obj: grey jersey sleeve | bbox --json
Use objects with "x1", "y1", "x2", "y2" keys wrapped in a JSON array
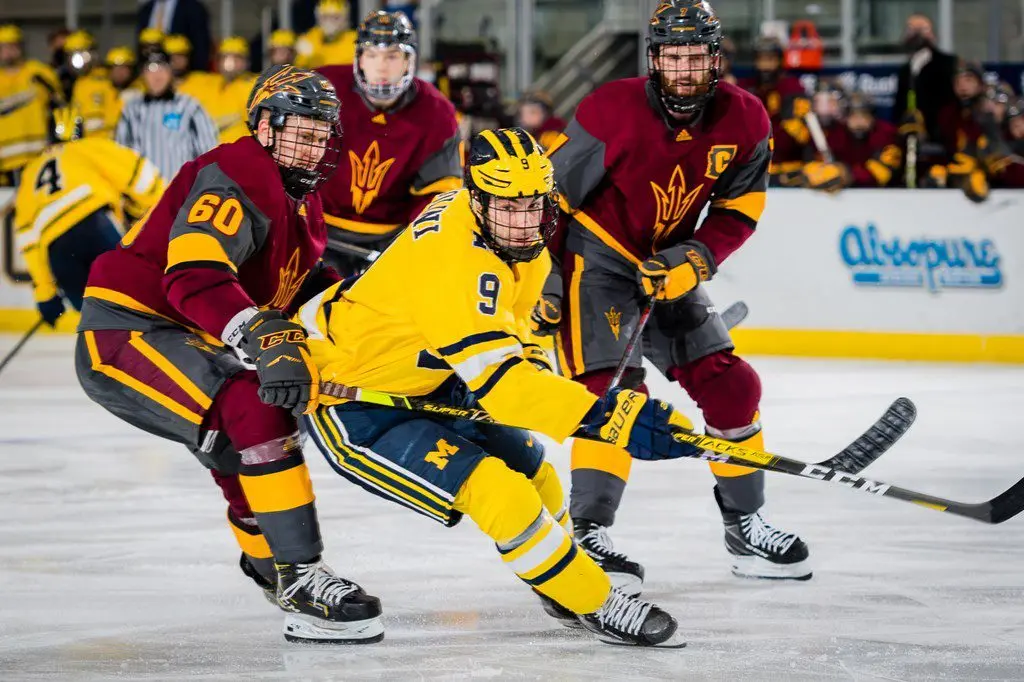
[
  {"x1": 550, "y1": 117, "x2": 609, "y2": 209},
  {"x1": 165, "y1": 163, "x2": 271, "y2": 274},
  {"x1": 411, "y1": 131, "x2": 463, "y2": 194},
  {"x1": 710, "y1": 132, "x2": 771, "y2": 202}
]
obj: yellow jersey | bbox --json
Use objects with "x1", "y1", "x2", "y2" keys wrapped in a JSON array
[
  {"x1": 176, "y1": 70, "x2": 223, "y2": 121},
  {"x1": 70, "y1": 68, "x2": 125, "y2": 138},
  {"x1": 14, "y1": 138, "x2": 164, "y2": 301},
  {"x1": 295, "y1": 27, "x2": 357, "y2": 69},
  {"x1": 297, "y1": 189, "x2": 597, "y2": 443},
  {"x1": 204, "y1": 73, "x2": 257, "y2": 144},
  {"x1": 0, "y1": 59, "x2": 64, "y2": 173}
]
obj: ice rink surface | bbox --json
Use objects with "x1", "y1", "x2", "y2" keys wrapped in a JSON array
[{"x1": 2, "y1": 334, "x2": 1023, "y2": 681}]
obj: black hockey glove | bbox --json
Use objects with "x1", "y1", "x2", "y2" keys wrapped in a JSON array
[
  {"x1": 579, "y1": 388, "x2": 700, "y2": 461},
  {"x1": 530, "y1": 292, "x2": 562, "y2": 336},
  {"x1": 239, "y1": 310, "x2": 320, "y2": 415}
]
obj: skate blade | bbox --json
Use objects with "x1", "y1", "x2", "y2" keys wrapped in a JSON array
[
  {"x1": 283, "y1": 613, "x2": 385, "y2": 645},
  {"x1": 592, "y1": 629, "x2": 687, "y2": 649},
  {"x1": 730, "y1": 555, "x2": 813, "y2": 581},
  {"x1": 607, "y1": 571, "x2": 643, "y2": 596}
]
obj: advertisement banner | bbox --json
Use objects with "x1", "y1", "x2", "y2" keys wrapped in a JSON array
[{"x1": 704, "y1": 189, "x2": 1024, "y2": 338}]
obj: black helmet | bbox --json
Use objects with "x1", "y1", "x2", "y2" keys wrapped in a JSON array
[
  {"x1": 355, "y1": 10, "x2": 417, "y2": 103},
  {"x1": 647, "y1": 1, "x2": 723, "y2": 118},
  {"x1": 246, "y1": 64, "x2": 343, "y2": 199}
]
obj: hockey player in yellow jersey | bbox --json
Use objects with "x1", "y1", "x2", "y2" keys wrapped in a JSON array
[
  {"x1": 102, "y1": 47, "x2": 142, "y2": 128},
  {"x1": 296, "y1": 0, "x2": 358, "y2": 68},
  {"x1": 14, "y1": 106, "x2": 164, "y2": 327},
  {"x1": 66, "y1": 31, "x2": 117, "y2": 138},
  {"x1": 268, "y1": 30, "x2": 298, "y2": 67},
  {"x1": 165, "y1": 34, "x2": 219, "y2": 110},
  {"x1": 297, "y1": 128, "x2": 705, "y2": 647},
  {"x1": 0, "y1": 24, "x2": 64, "y2": 182},
  {"x1": 206, "y1": 37, "x2": 257, "y2": 143}
]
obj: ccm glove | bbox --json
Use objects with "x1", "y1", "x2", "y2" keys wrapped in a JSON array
[
  {"x1": 529, "y1": 292, "x2": 562, "y2": 336},
  {"x1": 36, "y1": 295, "x2": 65, "y2": 327},
  {"x1": 580, "y1": 387, "x2": 700, "y2": 461},
  {"x1": 238, "y1": 310, "x2": 320, "y2": 415},
  {"x1": 637, "y1": 241, "x2": 715, "y2": 302}
]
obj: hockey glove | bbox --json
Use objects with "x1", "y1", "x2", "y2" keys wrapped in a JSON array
[
  {"x1": 580, "y1": 387, "x2": 700, "y2": 461},
  {"x1": 529, "y1": 293, "x2": 562, "y2": 336},
  {"x1": 898, "y1": 110, "x2": 926, "y2": 138},
  {"x1": 947, "y1": 153, "x2": 990, "y2": 204},
  {"x1": 37, "y1": 295, "x2": 65, "y2": 327},
  {"x1": 801, "y1": 161, "x2": 851, "y2": 193},
  {"x1": 522, "y1": 344, "x2": 554, "y2": 372},
  {"x1": 239, "y1": 310, "x2": 320, "y2": 415},
  {"x1": 638, "y1": 241, "x2": 715, "y2": 302}
]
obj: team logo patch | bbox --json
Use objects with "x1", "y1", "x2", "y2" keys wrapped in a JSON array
[
  {"x1": 605, "y1": 306, "x2": 622, "y2": 341},
  {"x1": 349, "y1": 140, "x2": 396, "y2": 214},
  {"x1": 650, "y1": 165, "x2": 703, "y2": 245},
  {"x1": 705, "y1": 144, "x2": 737, "y2": 180},
  {"x1": 425, "y1": 438, "x2": 459, "y2": 470},
  {"x1": 267, "y1": 248, "x2": 309, "y2": 310},
  {"x1": 162, "y1": 112, "x2": 182, "y2": 130}
]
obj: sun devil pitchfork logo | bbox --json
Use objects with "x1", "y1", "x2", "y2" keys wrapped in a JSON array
[
  {"x1": 650, "y1": 165, "x2": 703, "y2": 244},
  {"x1": 349, "y1": 140, "x2": 396, "y2": 214}
]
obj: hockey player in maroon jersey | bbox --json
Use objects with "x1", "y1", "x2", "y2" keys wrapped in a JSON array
[
  {"x1": 738, "y1": 36, "x2": 806, "y2": 125},
  {"x1": 798, "y1": 92, "x2": 903, "y2": 191},
  {"x1": 535, "y1": 0, "x2": 811, "y2": 593},
  {"x1": 74, "y1": 64, "x2": 385, "y2": 644},
  {"x1": 317, "y1": 10, "x2": 461, "y2": 275}
]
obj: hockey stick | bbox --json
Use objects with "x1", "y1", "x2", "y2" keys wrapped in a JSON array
[
  {"x1": 327, "y1": 235, "x2": 381, "y2": 263},
  {"x1": 720, "y1": 301, "x2": 748, "y2": 331},
  {"x1": 318, "y1": 380, "x2": 940, "y2": 515},
  {"x1": 0, "y1": 319, "x2": 45, "y2": 378},
  {"x1": 804, "y1": 112, "x2": 834, "y2": 163},
  {"x1": 603, "y1": 286, "x2": 660, "y2": 396}
]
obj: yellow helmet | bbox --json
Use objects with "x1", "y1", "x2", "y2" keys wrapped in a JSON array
[
  {"x1": 139, "y1": 27, "x2": 165, "y2": 46},
  {"x1": 65, "y1": 30, "x2": 95, "y2": 52},
  {"x1": 465, "y1": 127, "x2": 557, "y2": 262},
  {"x1": 219, "y1": 36, "x2": 250, "y2": 57},
  {"x1": 269, "y1": 29, "x2": 297, "y2": 49},
  {"x1": 51, "y1": 106, "x2": 84, "y2": 143},
  {"x1": 317, "y1": 0, "x2": 348, "y2": 15},
  {"x1": 163, "y1": 34, "x2": 192, "y2": 55},
  {"x1": 0, "y1": 24, "x2": 23, "y2": 45},
  {"x1": 105, "y1": 46, "x2": 136, "y2": 67}
]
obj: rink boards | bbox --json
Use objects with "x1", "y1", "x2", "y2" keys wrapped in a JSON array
[{"x1": 2, "y1": 187, "x2": 1022, "y2": 362}]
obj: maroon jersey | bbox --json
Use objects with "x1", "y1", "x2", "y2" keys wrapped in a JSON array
[
  {"x1": 316, "y1": 65, "x2": 461, "y2": 240},
  {"x1": 529, "y1": 115, "x2": 567, "y2": 151},
  {"x1": 936, "y1": 102, "x2": 987, "y2": 158},
  {"x1": 81, "y1": 135, "x2": 336, "y2": 340},
  {"x1": 823, "y1": 120, "x2": 902, "y2": 187},
  {"x1": 738, "y1": 74, "x2": 805, "y2": 123},
  {"x1": 551, "y1": 78, "x2": 771, "y2": 267}
]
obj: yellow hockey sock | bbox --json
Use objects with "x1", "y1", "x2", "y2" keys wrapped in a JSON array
[
  {"x1": 455, "y1": 456, "x2": 610, "y2": 615},
  {"x1": 531, "y1": 460, "x2": 571, "y2": 531}
]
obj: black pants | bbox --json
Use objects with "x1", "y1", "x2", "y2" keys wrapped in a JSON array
[{"x1": 49, "y1": 210, "x2": 121, "y2": 310}]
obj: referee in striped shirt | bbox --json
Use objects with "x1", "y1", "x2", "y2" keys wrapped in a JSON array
[{"x1": 115, "y1": 50, "x2": 217, "y2": 181}]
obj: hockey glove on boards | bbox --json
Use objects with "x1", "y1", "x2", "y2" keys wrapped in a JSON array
[
  {"x1": 37, "y1": 295, "x2": 65, "y2": 327},
  {"x1": 238, "y1": 310, "x2": 320, "y2": 415},
  {"x1": 529, "y1": 292, "x2": 562, "y2": 336},
  {"x1": 580, "y1": 387, "x2": 700, "y2": 461},
  {"x1": 638, "y1": 241, "x2": 715, "y2": 302}
]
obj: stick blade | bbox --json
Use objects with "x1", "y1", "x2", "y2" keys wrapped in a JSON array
[
  {"x1": 818, "y1": 397, "x2": 917, "y2": 474},
  {"x1": 979, "y1": 474, "x2": 1024, "y2": 524},
  {"x1": 720, "y1": 301, "x2": 748, "y2": 331}
]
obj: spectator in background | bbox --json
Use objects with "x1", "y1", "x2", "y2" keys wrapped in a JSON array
[
  {"x1": 893, "y1": 13, "x2": 957, "y2": 143},
  {"x1": 137, "y1": 0, "x2": 212, "y2": 71},
  {"x1": 738, "y1": 36, "x2": 805, "y2": 123},
  {"x1": 268, "y1": 29, "x2": 298, "y2": 66},
  {"x1": 115, "y1": 51, "x2": 217, "y2": 181},
  {"x1": 296, "y1": 0, "x2": 358, "y2": 68},
  {"x1": 67, "y1": 31, "x2": 116, "y2": 138},
  {"x1": 207, "y1": 37, "x2": 257, "y2": 144},
  {"x1": 799, "y1": 92, "x2": 903, "y2": 191},
  {"x1": 515, "y1": 91, "x2": 565, "y2": 150},
  {"x1": 0, "y1": 24, "x2": 64, "y2": 185}
]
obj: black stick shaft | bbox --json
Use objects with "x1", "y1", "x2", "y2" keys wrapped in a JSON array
[{"x1": 0, "y1": 319, "x2": 44, "y2": 377}]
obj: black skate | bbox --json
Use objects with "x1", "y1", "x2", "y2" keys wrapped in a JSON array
[
  {"x1": 276, "y1": 558, "x2": 384, "y2": 644},
  {"x1": 574, "y1": 519, "x2": 644, "y2": 596},
  {"x1": 717, "y1": 489, "x2": 812, "y2": 581},
  {"x1": 578, "y1": 589, "x2": 685, "y2": 648},
  {"x1": 532, "y1": 589, "x2": 583, "y2": 629},
  {"x1": 239, "y1": 553, "x2": 278, "y2": 607}
]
